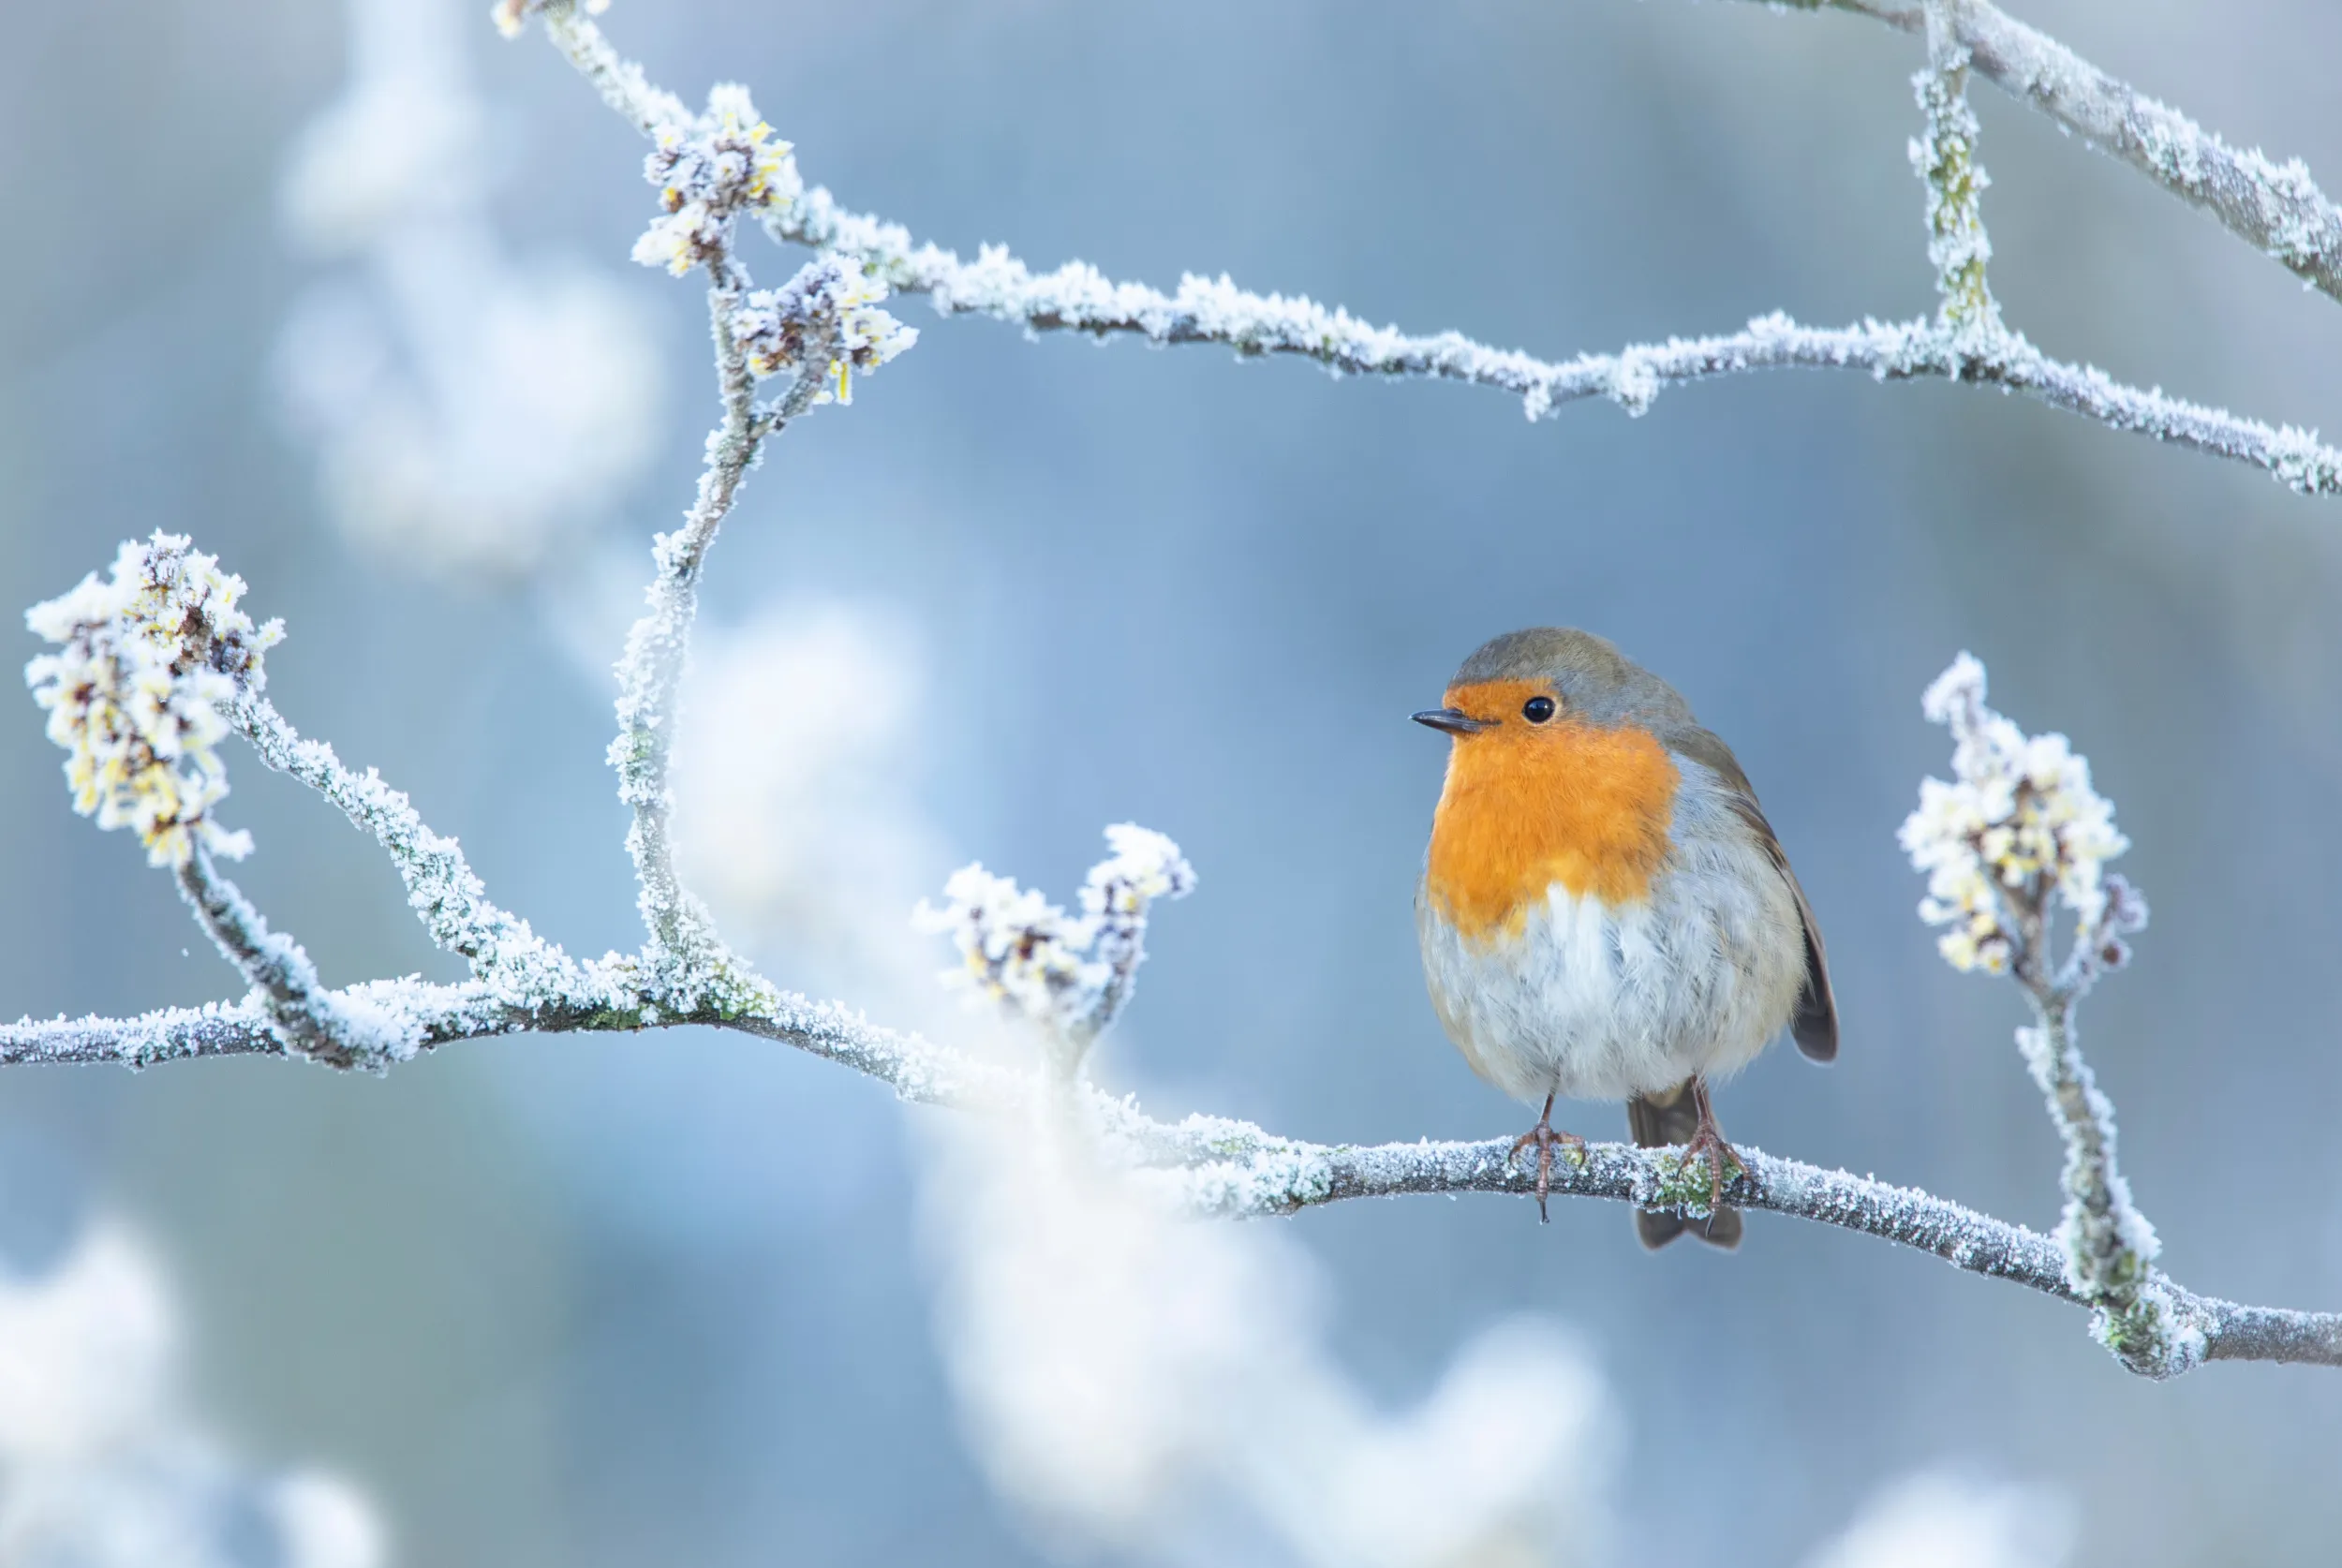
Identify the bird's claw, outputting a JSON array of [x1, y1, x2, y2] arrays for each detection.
[[1677, 1124, 1746, 1212], [1507, 1118, 1586, 1224]]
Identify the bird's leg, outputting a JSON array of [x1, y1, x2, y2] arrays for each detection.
[[1677, 1076, 1748, 1212], [1506, 1092, 1586, 1224]]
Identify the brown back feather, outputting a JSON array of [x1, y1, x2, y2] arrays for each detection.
[[1658, 724, 1838, 1063]]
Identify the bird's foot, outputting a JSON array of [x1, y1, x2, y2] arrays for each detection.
[[1677, 1089, 1748, 1212], [1506, 1102, 1586, 1224]]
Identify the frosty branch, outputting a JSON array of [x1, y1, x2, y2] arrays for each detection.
[[7, 0, 2340, 1385], [519, 0, 2342, 495], [1763, 0, 2342, 308]]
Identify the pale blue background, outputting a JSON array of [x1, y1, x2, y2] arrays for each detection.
[[3, 1, 2339, 1563]]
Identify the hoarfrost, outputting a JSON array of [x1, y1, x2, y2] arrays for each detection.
[[23, 534, 280, 868], [1900, 653, 2136, 976], [732, 256, 917, 406], [915, 825, 1195, 1068]]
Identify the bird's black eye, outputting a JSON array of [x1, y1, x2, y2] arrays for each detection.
[[1522, 696, 1556, 723]]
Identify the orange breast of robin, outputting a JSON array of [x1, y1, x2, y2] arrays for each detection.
[[1424, 678, 1681, 941]]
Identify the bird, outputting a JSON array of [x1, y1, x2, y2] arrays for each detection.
[[1412, 628, 1835, 1248]]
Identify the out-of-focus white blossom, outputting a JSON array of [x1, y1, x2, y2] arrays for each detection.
[[733, 257, 917, 406], [916, 823, 1607, 1563], [672, 602, 945, 990], [1807, 1471, 2072, 1568], [0, 1224, 385, 1568], [631, 83, 803, 276], [1899, 653, 2142, 976], [926, 1114, 1612, 1568], [915, 824, 1195, 1052], [24, 535, 282, 868], [277, 0, 662, 582]]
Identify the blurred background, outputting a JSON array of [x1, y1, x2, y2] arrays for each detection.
[[3, 0, 2340, 1562]]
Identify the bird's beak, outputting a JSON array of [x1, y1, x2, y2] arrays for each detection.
[[1412, 707, 1490, 735]]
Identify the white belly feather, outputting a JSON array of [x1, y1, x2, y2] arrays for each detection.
[[1416, 820, 1805, 1106]]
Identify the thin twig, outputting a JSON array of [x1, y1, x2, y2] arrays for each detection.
[[171, 848, 393, 1069], [609, 268, 763, 995], [1760, 0, 2342, 307], [226, 692, 586, 999], [1917, 0, 2000, 338], [768, 194, 2342, 496]]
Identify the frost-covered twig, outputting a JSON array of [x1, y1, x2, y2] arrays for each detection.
[[1901, 655, 2182, 1375], [23, 534, 277, 870], [1763, 0, 2342, 308], [520, 0, 680, 136], [224, 691, 586, 999], [1915, 3, 1999, 342], [0, 780, 2327, 1373], [915, 824, 1196, 1075], [172, 848, 403, 1071], [2, 973, 2333, 1371], [21, 536, 405, 1068], [503, 7, 2342, 502], [575, 24, 913, 1003], [0, 966, 1025, 1104], [2013, 997, 2188, 1375], [1127, 1119, 2337, 1372], [607, 267, 764, 996], [766, 195, 2342, 493]]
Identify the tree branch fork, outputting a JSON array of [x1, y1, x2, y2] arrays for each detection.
[[10, 0, 2342, 1384]]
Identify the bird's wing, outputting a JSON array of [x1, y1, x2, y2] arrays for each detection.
[[1659, 723, 1838, 1062]]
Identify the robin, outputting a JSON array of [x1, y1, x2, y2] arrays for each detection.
[[1413, 628, 1835, 1248]]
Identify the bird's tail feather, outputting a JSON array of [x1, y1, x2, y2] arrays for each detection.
[[1626, 1082, 1742, 1250]]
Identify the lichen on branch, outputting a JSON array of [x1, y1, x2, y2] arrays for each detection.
[[1912, 6, 2000, 342]]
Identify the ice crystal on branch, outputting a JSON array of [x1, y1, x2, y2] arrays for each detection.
[[916, 825, 1195, 1066], [24, 535, 284, 868], [734, 257, 917, 406], [1899, 654, 2142, 982], [630, 83, 801, 276]]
